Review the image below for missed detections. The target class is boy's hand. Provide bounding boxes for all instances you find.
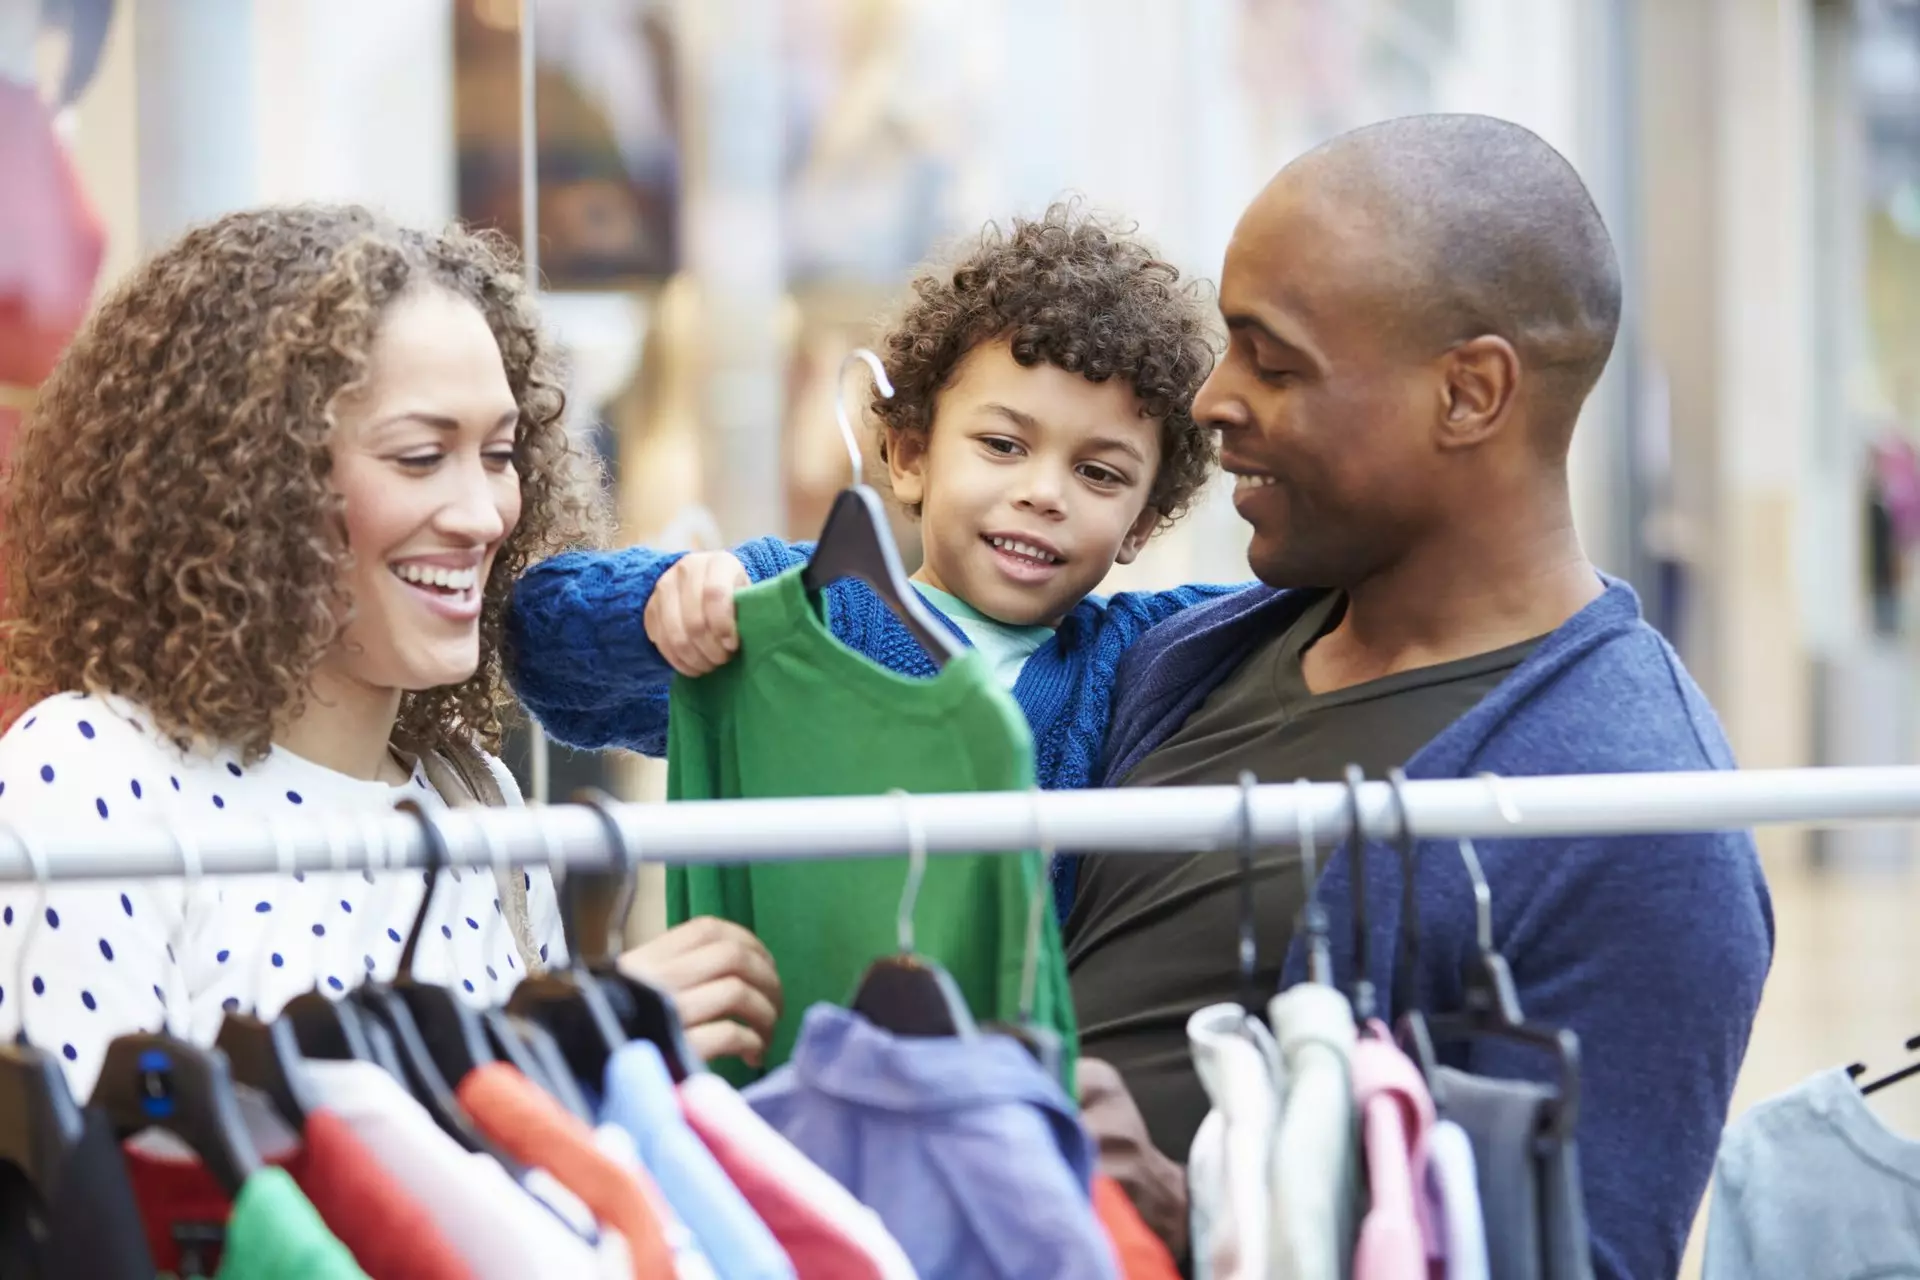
[645,551,751,676]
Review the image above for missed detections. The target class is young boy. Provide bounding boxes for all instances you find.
[507,205,1240,926]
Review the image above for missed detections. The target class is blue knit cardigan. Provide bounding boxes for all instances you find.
[504,537,1243,918]
[1095,576,1776,1280]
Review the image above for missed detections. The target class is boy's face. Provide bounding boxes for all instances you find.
[888,340,1162,627]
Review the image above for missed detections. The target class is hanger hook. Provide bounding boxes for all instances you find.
[1342,764,1375,1022]
[835,348,894,489]
[1235,771,1260,1013]
[576,788,636,967]
[394,802,449,981]
[1293,777,1334,985]
[890,789,926,956]
[1384,768,1423,1020]
[1478,770,1522,826]
[1018,789,1057,1025]
[9,822,51,1045]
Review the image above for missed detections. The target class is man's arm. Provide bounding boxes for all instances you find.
[505,537,807,754]
[1094,582,1253,650]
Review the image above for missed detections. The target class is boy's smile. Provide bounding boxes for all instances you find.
[887,340,1164,628]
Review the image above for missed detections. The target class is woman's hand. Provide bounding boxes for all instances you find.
[617,916,784,1068]
[644,552,752,677]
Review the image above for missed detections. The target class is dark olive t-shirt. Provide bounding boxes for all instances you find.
[1064,591,1541,1158]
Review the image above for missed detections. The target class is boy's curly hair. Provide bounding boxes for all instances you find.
[0,204,606,761]
[875,203,1217,529]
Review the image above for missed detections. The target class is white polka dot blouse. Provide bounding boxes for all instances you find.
[0,692,567,1097]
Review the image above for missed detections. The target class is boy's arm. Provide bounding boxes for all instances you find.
[1094,582,1254,647]
[505,536,809,754]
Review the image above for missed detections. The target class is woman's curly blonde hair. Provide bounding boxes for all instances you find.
[0,204,606,761]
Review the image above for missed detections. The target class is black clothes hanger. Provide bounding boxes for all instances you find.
[385,803,496,1086]
[850,791,978,1039]
[511,790,705,1083]
[504,800,634,1094]
[1342,764,1377,1022]
[493,1014,594,1123]
[1292,777,1335,985]
[217,822,319,1129]
[800,350,962,668]
[1396,775,1581,1144]
[1848,1034,1920,1095]
[984,791,1063,1078]
[1385,769,1425,1020]
[347,807,502,1158]
[89,1035,264,1198]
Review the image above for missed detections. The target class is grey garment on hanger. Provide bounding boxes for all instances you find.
[1433,1067,1593,1280]
[1704,1067,1920,1280]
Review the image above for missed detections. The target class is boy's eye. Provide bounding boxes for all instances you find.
[1079,464,1127,487]
[980,436,1023,456]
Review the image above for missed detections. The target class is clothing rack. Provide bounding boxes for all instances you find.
[0,766,1916,884]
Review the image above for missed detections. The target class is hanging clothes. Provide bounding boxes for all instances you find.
[117,1105,472,1280]
[1265,983,1358,1280]
[745,1003,1114,1280]
[304,1060,612,1280]
[457,1062,676,1278]
[1704,1067,1920,1280]
[1352,1023,1434,1279]
[592,1122,720,1280]
[602,1040,796,1279]
[1184,1004,1278,1280]
[1423,1120,1489,1280]
[679,1070,916,1280]
[1432,1067,1593,1280]
[664,568,1075,1083]
[1089,1176,1180,1280]
[217,1167,370,1280]
[0,1105,155,1278]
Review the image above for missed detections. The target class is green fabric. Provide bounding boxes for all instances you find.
[913,582,1055,689]
[666,567,1077,1087]
[219,1168,368,1280]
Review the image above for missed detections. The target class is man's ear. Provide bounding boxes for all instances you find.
[1436,334,1519,450]
[885,426,929,511]
[1114,506,1159,565]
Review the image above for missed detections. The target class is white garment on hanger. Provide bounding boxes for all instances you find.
[1424,1120,1490,1280]
[306,1059,615,1280]
[679,1070,919,1280]
[0,692,565,1096]
[1186,1003,1281,1280]
[1266,983,1359,1280]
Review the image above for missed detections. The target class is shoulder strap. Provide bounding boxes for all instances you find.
[403,734,543,977]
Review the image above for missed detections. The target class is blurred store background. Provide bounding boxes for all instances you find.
[5,1,1920,1271]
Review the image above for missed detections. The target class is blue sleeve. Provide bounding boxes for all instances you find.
[504,536,807,754]
[1091,582,1251,650]
[1475,829,1773,1280]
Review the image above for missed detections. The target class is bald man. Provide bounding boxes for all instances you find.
[1063,115,1773,1278]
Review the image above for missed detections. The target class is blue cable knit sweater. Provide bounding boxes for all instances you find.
[505,537,1243,918]
[1096,576,1776,1280]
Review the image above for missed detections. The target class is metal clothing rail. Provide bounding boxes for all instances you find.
[0,766,1917,885]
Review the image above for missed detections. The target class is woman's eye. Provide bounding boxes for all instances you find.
[483,448,518,470]
[396,453,443,471]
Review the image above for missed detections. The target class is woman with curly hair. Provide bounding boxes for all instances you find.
[507,203,1240,996]
[0,204,616,1094]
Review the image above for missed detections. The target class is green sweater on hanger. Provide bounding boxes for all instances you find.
[665,567,1077,1086]
[220,1168,368,1279]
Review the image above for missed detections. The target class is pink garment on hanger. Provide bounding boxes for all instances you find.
[1351,1020,1437,1280]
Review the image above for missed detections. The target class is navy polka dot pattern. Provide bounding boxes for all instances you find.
[0,691,566,1097]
